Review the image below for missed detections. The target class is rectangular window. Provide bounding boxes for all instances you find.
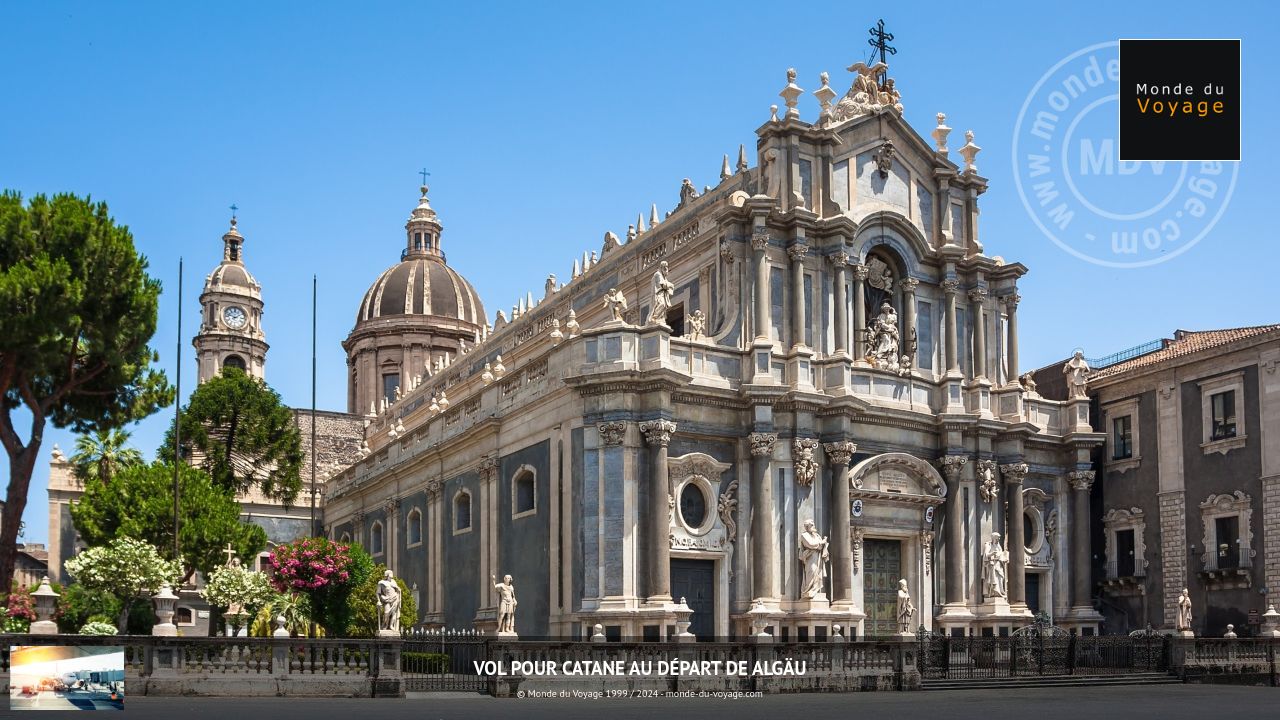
[382,373,400,405]
[1116,529,1136,577]
[1112,415,1133,459]
[917,300,933,370]
[1215,515,1239,568]
[1210,390,1236,440]
[769,266,784,341]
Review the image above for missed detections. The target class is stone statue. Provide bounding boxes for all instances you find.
[647,261,675,326]
[797,519,830,600]
[1019,371,1039,396]
[687,309,706,341]
[982,532,1009,599]
[830,61,891,123]
[1177,588,1193,632]
[492,574,517,635]
[866,302,901,372]
[603,288,628,323]
[896,579,915,633]
[1064,350,1091,399]
[376,569,402,634]
[977,460,999,504]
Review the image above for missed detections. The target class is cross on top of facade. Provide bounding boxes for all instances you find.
[229,203,238,220]
[223,543,237,565]
[867,19,897,66]
[418,168,431,185]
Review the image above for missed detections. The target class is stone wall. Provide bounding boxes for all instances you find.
[1159,491,1187,627]
[292,409,364,484]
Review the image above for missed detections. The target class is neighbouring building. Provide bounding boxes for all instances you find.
[322,60,1105,640]
[13,543,49,589]
[1073,325,1280,637]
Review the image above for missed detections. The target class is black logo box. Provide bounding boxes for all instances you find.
[1119,39,1240,162]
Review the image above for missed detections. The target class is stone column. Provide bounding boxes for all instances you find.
[852,265,868,359]
[749,432,778,602]
[1004,293,1021,383]
[1001,463,1029,605]
[969,288,988,380]
[640,419,677,603]
[939,456,968,604]
[788,243,808,349]
[1069,471,1095,608]
[900,278,919,370]
[943,279,960,374]
[753,228,771,340]
[824,441,857,604]
[830,252,849,356]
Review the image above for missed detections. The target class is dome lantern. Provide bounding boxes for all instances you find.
[405,185,443,260]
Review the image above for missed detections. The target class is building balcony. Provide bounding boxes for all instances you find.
[1101,560,1146,596]
[1199,546,1253,589]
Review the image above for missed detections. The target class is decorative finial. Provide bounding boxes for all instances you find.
[736,144,748,174]
[650,203,660,227]
[779,69,803,120]
[636,212,646,233]
[814,71,836,125]
[960,130,981,174]
[770,104,779,122]
[932,113,952,158]
[720,154,731,181]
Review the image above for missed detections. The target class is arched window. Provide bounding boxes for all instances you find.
[454,491,472,534]
[339,532,352,544]
[370,521,385,556]
[407,508,422,546]
[175,607,194,625]
[223,354,246,372]
[512,466,536,518]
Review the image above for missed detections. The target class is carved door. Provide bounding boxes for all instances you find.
[671,558,715,640]
[863,539,902,637]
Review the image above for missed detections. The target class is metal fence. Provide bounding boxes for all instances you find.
[401,629,488,691]
[916,632,1170,679]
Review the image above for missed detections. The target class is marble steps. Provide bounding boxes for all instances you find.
[922,672,1181,690]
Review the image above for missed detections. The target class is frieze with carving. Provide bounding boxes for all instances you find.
[749,432,777,457]
[793,437,819,487]
[976,459,998,504]
[597,421,627,447]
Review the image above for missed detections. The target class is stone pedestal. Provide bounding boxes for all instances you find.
[935,604,977,635]
[29,577,59,635]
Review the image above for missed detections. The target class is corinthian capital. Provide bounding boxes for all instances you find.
[1003,293,1022,311]
[941,279,960,295]
[852,264,870,282]
[639,419,677,447]
[597,421,627,447]
[479,456,498,483]
[748,432,778,457]
[899,277,920,294]
[823,440,857,466]
[1068,470,1095,492]
[1000,462,1029,484]
[968,287,988,303]
[751,227,770,252]
[937,454,968,481]
[828,250,850,267]
[787,243,809,261]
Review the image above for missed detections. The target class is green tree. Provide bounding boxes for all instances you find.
[0,191,172,592]
[347,565,417,638]
[64,537,181,630]
[57,583,123,634]
[70,427,143,485]
[160,367,303,505]
[69,461,266,583]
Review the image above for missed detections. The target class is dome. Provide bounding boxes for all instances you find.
[356,257,485,326]
[209,262,258,289]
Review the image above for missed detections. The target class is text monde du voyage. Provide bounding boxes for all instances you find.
[1134,82,1228,118]
[473,659,809,677]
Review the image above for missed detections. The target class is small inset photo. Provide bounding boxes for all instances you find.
[9,646,125,712]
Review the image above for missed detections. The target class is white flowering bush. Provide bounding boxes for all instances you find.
[79,621,119,635]
[65,537,182,630]
[201,563,274,617]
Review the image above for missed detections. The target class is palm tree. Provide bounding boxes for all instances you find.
[70,428,143,485]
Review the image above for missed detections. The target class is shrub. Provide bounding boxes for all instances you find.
[401,651,450,673]
[58,584,122,634]
[346,565,416,638]
[268,537,372,636]
[79,621,119,636]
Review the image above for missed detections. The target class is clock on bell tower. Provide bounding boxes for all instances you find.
[193,213,269,383]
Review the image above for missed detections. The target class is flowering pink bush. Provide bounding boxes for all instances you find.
[268,537,371,635]
[4,584,39,621]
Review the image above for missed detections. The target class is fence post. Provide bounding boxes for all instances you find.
[1009,635,1018,677]
[1066,632,1077,675]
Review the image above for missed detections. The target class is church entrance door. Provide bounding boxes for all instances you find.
[671,558,715,640]
[863,539,902,637]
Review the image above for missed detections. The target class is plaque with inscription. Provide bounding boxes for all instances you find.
[879,469,909,494]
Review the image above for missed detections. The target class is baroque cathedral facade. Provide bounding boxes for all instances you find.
[321,61,1104,640]
[46,59,1106,640]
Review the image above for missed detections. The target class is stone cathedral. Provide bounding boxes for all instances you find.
[322,60,1106,641]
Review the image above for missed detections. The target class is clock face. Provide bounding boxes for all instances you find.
[223,306,247,329]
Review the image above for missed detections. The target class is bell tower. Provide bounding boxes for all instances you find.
[193,214,269,383]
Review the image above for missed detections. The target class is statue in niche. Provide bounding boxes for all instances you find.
[865,302,901,372]
[603,288,629,324]
[376,569,402,634]
[1064,350,1091,399]
[1177,588,1194,633]
[982,532,1009,599]
[797,519,830,600]
[647,261,675,326]
[492,574,518,635]
[896,579,915,633]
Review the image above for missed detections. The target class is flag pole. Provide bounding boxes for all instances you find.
[310,274,317,538]
[173,257,183,563]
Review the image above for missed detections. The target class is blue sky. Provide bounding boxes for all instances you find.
[3,1,1274,543]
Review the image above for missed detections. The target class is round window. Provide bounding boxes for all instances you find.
[679,483,708,529]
